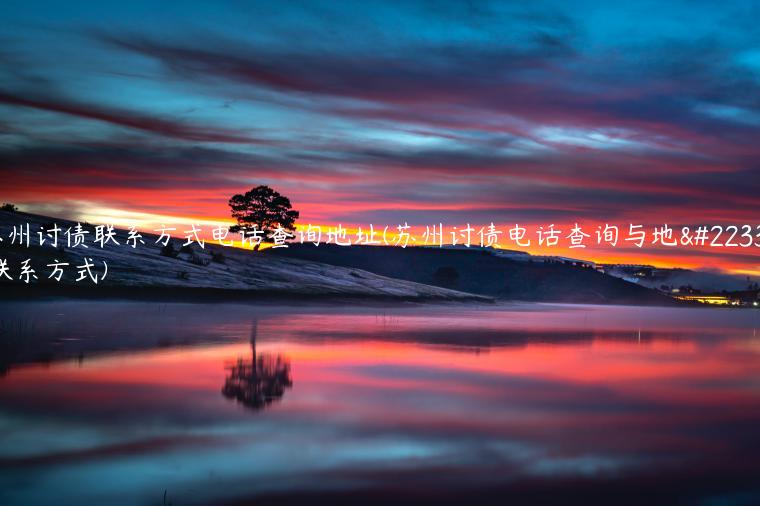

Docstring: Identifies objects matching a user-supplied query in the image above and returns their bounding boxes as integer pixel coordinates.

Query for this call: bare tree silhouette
[222,319,292,410]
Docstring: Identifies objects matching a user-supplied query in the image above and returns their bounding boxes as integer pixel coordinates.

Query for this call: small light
[754,301,759,307]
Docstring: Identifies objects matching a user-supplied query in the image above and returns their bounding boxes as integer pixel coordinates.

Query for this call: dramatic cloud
[0,91,272,144]
[0,0,758,273]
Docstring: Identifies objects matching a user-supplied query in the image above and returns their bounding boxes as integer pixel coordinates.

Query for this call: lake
[1,301,759,505]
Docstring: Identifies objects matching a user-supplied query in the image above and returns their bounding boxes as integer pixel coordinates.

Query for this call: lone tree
[228,186,299,249]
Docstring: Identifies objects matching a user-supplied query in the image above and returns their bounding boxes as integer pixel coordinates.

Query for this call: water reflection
[0,301,759,505]
[222,321,292,410]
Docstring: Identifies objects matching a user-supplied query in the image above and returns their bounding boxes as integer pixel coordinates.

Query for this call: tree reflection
[222,319,292,410]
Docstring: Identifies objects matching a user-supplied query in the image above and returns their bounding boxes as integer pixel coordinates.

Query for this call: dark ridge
[269,244,678,306]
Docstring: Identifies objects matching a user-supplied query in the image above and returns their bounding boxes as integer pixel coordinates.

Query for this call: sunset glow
[1,1,758,275]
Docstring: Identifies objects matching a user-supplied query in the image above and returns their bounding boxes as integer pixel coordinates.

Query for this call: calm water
[1,301,759,505]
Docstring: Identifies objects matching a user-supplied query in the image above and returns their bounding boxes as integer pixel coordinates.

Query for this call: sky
[0,0,759,274]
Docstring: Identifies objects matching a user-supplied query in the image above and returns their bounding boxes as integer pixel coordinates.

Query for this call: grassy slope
[0,211,486,301]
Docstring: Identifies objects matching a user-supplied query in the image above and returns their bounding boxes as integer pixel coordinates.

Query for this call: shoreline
[0,284,494,305]
[0,284,707,308]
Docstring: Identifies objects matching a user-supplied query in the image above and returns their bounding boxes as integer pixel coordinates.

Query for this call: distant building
[727,289,760,307]
[674,289,760,307]
[531,255,596,268]
[674,294,732,305]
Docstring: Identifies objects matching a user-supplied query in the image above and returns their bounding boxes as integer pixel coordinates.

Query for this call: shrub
[432,266,459,287]
[1,203,18,212]
[160,242,178,258]
[190,252,210,266]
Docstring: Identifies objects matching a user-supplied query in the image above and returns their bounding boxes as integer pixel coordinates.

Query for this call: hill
[268,244,676,305]
[0,211,486,302]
